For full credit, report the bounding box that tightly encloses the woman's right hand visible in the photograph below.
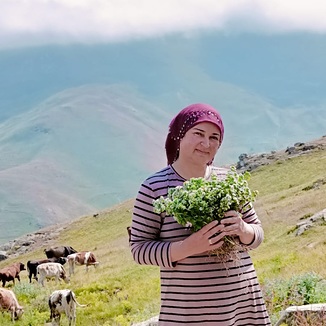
[170,220,226,262]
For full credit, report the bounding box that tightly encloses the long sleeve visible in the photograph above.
[240,202,264,249]
[130,167,181,268]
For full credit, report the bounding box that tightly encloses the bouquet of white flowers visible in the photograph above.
[153,166,258,259]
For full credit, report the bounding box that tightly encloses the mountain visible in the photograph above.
[0,84,171,243]
[0,32,325,244]
[0,141,325,325]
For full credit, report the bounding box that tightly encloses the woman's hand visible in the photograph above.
[170,211,255,262]
[219,210,255,245]
[170,220,226,262]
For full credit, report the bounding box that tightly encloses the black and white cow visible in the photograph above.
[48,289,87,326]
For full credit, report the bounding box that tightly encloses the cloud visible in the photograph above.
[1,0,326,49]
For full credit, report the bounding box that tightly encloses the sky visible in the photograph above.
[1,0,326,49]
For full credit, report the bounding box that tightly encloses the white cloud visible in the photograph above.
[1,0,326,49]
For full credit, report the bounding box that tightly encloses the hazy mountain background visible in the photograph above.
[0,30,326,244]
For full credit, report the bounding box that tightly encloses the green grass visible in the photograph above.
[0,149,325,325]
[0,200,161,325]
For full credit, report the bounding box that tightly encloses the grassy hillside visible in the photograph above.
[249,148,326,280]
[0,199,161,325]
[0,146,325,325]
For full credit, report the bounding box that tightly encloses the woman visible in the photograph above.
[130,103,271,325]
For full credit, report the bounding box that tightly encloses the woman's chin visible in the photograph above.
[194,156,212,165]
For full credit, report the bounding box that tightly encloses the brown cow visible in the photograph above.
[0,262,26,287]
[67,251,99,276]
[44,246,77,259]
[0,288,24,322]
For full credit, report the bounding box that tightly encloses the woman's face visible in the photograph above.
[178,122,221,165]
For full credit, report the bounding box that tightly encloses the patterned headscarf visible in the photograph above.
[165,103,224,165]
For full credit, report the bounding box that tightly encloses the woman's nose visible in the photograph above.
[200,138,210,147]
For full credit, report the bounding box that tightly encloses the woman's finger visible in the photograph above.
[208,231,225,245]
[200,220,219,234]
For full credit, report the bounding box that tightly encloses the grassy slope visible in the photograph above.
[0,148,325,325]
[249,149,326,281]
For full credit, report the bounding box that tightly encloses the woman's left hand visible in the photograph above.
[220,210,255,245]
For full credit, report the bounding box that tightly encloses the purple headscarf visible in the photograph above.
[165,103,224,165]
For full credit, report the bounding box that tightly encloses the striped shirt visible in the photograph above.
[130,165,271,325]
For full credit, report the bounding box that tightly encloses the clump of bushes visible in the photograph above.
[262,272,326,325]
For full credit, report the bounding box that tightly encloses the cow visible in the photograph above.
[0,262,26,287]
[48,289,87,326]
[67,251,99,276]
[44,246,77,259]
[0,288,24,322]
[27,257,67,283]
[37,262,70,287]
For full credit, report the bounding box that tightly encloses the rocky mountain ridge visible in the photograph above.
[236,135,326,172]
[1,135,325,262]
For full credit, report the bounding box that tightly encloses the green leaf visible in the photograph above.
[153,166,258,232]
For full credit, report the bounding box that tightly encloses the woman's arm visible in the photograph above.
[130,181,174,268]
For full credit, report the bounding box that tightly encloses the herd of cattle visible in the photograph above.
[0,245,99,324]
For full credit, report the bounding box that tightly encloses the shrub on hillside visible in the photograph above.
[262,272,326,324]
